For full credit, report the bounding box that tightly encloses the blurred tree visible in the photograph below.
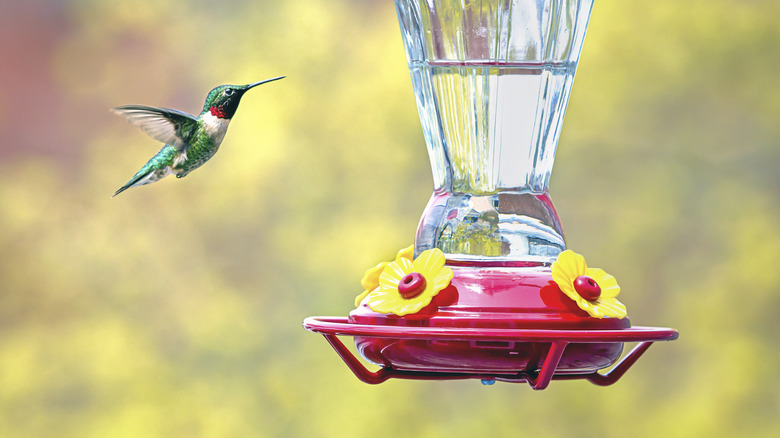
[0,0,778,437]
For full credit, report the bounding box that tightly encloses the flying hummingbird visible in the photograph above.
[111,76,285,197]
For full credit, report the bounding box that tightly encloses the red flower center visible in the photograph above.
[398,272,426,299]
[573,275,601,301]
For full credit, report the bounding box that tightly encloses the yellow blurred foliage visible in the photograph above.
[0,0,778,437]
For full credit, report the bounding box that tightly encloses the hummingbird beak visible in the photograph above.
[244,76,285,91]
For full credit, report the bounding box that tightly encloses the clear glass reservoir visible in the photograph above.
[394,0,594,262]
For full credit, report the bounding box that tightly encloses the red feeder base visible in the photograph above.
[303,265,678,389]
[303,317,677,389]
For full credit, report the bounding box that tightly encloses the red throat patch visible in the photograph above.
[209,106,227,118]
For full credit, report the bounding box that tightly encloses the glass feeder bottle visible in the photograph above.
[397,0,594,263]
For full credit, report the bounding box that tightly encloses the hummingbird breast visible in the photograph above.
[201,112,231,145]
[174,113,231,177]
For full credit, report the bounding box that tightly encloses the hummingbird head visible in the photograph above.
[203,76,285,119]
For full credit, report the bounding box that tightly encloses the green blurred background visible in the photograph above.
[1,0,778,436]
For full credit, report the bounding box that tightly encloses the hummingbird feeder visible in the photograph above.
[303,0,677,389]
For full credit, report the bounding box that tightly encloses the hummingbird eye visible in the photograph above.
[224,88,234,96]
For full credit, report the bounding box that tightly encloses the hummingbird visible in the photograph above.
[111,76,285,197]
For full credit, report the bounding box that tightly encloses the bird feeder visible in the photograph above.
[304,0,677,389]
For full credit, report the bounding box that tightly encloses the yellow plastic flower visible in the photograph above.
[551,250,627,319]
[395,245,414,261]
[354,245,414,307]
[367,248,453,316]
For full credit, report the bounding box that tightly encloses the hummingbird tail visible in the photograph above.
[112,178,140,197]
[112,145,178,198]
[112,167,173,197]
[112,172,149,198]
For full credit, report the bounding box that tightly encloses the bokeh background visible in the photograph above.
[1,0,778,436]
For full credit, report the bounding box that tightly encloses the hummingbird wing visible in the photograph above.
[112,105,198,152]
